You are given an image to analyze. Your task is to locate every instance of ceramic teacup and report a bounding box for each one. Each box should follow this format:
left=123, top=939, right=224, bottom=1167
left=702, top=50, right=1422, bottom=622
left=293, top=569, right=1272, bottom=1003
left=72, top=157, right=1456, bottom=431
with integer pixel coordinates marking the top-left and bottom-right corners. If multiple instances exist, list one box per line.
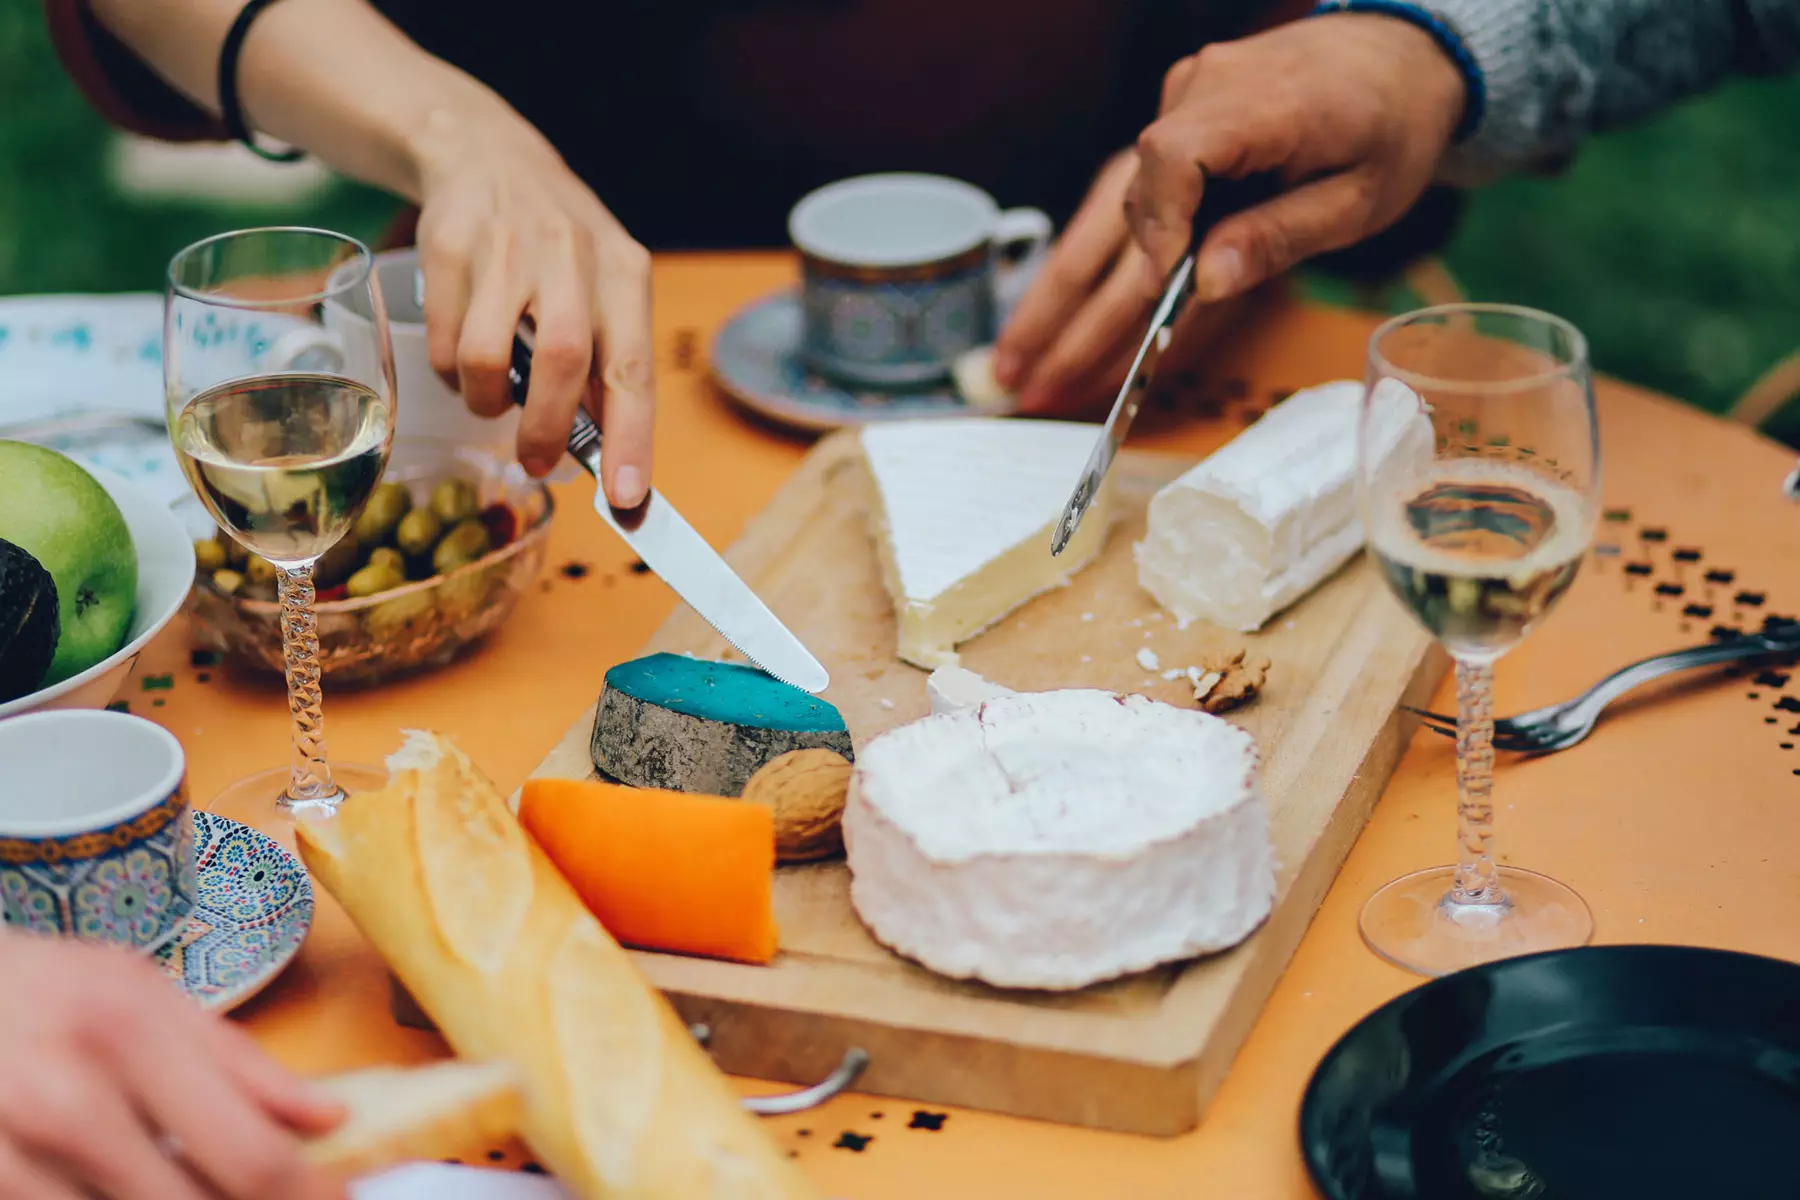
left=265, top=247, right=524, bottom=462
left=788, top=173, right=1052, bottom=387
left=0, top=710, right=196, bottom=953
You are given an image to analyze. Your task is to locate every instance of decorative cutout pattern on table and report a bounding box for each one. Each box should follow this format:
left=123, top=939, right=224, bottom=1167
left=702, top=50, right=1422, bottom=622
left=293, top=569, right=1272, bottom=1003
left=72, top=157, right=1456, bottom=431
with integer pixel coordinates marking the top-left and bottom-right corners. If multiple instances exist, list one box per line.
left=1590, top=507, right=1800, bottom=766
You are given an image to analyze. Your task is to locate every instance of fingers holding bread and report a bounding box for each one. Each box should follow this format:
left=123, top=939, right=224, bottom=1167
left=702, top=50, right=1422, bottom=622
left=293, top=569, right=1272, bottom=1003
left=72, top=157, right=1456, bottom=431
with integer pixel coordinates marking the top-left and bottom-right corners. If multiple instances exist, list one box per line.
left=304, top=1060, right=523, bottom=1179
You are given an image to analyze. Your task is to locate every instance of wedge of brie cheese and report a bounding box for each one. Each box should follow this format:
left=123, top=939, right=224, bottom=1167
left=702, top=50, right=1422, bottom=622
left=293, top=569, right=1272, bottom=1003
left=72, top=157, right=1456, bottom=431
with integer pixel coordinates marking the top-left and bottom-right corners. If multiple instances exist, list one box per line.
left=861, top=419, right=1114, bottom=669
left=924, top=666, right=1016, bottom=715
left=843, top=689, right=1275, bottom=990
left=1134, top=379, right=1431, bottom=631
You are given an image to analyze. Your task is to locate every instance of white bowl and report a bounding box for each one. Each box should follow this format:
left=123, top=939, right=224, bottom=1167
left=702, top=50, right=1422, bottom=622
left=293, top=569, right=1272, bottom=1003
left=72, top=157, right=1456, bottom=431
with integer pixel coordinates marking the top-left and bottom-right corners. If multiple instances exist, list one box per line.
left=0, top=465, right=196, bottom=719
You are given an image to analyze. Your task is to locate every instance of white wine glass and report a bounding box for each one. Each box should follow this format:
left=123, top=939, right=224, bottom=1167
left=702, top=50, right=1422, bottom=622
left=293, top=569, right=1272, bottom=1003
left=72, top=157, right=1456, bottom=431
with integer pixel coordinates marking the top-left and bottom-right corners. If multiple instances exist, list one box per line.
left=1357, top=303, right=1599, bottom=977
left=165, top=227, right=396, bottom=828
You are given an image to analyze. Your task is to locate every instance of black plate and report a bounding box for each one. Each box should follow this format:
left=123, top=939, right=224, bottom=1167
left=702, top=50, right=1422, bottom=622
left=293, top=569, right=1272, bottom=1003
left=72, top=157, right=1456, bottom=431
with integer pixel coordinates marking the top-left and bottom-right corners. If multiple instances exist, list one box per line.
left=1300, top=945, right=1800, bottom=1200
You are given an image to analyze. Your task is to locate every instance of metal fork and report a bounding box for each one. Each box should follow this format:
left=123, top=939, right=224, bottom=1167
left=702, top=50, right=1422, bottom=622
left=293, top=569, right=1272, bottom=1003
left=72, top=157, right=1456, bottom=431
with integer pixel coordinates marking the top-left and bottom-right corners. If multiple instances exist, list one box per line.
left=1408, top=624, right=1800, bottom=754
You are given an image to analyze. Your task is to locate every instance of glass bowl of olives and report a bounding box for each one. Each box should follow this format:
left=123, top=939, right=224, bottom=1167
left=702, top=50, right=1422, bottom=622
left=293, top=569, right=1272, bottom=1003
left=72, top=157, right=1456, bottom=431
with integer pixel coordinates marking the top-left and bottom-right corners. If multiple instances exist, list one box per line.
left=183, top=437, right=554, bottom=685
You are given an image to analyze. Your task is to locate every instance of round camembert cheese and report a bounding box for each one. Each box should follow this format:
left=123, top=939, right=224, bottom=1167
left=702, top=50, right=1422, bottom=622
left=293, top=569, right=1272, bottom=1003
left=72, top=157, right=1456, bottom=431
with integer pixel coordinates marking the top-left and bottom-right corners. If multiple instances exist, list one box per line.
left=843, top=689, right=1276, bottom=990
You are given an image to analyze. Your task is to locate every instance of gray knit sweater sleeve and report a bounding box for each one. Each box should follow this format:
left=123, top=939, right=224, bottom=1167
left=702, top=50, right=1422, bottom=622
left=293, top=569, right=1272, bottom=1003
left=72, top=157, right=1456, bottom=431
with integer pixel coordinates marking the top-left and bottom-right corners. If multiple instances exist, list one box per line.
left=1423, top=0, right=1800, bottom=183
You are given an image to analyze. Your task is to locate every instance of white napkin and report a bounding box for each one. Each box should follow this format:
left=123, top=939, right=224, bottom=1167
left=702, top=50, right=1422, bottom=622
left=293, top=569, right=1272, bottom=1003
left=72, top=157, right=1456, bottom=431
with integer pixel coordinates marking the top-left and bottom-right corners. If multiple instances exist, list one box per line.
left=348, top=1162, right=848, bottom=1199
left=0, top=292, right=182, bottom=503
left=351, top=1164, right=569, bottom=1200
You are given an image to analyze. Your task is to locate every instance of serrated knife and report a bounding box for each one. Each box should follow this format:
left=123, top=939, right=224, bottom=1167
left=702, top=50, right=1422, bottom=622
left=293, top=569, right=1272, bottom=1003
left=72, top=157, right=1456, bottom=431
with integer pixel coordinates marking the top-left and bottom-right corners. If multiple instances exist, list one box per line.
left=1050, top=172, right=1279, bottom=556
left=504, top=323, right=830, bottom=695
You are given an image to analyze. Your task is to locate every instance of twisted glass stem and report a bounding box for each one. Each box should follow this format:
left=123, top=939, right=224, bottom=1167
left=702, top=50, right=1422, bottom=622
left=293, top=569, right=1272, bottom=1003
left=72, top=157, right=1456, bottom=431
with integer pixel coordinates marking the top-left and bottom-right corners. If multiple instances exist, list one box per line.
left=1451, top=657, right=1502, bottom=904
left=277, top=564, right=340, bottom=812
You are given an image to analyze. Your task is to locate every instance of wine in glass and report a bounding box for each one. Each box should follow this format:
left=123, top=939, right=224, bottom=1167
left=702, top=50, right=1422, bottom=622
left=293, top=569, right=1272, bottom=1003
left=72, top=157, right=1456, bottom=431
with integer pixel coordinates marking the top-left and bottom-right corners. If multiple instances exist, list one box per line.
left=165, top=227, right=397, bottom=828
left=1357, top=303, right=1599, bottom=977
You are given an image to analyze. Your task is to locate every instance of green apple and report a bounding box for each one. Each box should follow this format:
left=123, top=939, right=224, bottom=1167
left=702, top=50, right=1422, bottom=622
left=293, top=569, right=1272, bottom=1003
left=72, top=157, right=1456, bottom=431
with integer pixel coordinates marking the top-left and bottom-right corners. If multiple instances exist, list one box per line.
left=0, top=441, right=137, bottom=684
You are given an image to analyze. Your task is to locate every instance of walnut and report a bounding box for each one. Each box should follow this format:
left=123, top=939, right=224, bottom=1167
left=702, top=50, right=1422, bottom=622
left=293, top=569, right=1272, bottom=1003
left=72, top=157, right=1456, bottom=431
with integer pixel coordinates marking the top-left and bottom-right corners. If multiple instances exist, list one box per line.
left=1186, top=648, right=1269, bottom=714
left=741, top=748, right=851, bottom=863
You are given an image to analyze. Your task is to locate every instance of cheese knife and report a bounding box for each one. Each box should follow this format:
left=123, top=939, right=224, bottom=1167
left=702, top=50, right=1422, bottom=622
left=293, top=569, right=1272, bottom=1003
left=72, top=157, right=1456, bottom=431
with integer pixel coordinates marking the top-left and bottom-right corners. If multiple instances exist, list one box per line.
left=1050, top=172, right=1280, bottom=556
left=415, top=269, right=828, bottom=692
left=501, top=326, right=830, bottom=694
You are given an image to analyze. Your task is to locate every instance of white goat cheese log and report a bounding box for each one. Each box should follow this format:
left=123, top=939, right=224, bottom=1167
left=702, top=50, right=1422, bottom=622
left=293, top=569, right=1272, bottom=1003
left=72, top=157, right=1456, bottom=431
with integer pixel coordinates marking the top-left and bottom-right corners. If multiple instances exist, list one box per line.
left=1134, top=379, right=1432, bottom=631
left=843, top=689, right=1275, bottom=990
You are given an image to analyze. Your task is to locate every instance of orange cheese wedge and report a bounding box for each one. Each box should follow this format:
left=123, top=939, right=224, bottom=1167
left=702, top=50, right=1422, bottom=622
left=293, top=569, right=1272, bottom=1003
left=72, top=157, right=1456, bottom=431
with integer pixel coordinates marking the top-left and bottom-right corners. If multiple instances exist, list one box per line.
left=518, top=778, right=778, bottom=965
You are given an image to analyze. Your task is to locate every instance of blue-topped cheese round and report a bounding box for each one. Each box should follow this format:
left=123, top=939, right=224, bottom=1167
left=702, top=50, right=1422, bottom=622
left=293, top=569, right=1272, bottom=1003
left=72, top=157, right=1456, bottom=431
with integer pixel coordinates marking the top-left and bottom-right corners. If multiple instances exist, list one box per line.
left=590, top=653, right=852, bottom=795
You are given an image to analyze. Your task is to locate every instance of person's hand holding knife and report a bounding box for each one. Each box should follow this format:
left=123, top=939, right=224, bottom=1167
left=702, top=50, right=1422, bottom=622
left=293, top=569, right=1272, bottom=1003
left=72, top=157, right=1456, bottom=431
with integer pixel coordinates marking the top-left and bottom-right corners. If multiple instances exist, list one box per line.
left=995, top=8, right=1471, bottom=415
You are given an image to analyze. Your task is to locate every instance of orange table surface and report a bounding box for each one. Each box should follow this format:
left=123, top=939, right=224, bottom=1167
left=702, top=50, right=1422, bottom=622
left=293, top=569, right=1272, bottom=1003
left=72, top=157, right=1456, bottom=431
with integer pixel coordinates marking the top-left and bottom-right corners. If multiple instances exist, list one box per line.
left=125, top=253, right=1800, bottom=1198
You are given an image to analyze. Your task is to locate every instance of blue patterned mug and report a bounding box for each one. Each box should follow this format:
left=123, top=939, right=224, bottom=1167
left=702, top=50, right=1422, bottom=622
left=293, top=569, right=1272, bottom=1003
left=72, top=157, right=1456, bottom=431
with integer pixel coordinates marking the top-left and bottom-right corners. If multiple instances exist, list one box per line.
left=0, top=710, right=195, bottom=953
left=789, top=173, right=1052, bottom=388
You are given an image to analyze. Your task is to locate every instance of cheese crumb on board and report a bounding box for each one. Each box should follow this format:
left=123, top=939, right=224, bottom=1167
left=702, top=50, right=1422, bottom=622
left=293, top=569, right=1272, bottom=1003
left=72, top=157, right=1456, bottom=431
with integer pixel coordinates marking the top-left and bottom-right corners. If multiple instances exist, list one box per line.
left=1136, top=647, right=1161, bottom=672
left=862, top=419, right=1116, bottom=668
left=878, top=698, right=896, bottom=711
left=926, top=666, right=1017, bottom=716
left=843, top=690, right=1276, bottom=990
left=1135, top=379, right=1432, bottom=631
left=949, top=345, right=1017, bottom=413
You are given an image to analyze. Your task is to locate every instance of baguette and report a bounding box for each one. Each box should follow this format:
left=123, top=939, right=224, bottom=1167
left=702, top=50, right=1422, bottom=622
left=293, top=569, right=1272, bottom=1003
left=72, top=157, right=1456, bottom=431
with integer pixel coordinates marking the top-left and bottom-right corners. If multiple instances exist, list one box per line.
left=305, top=1060, right=522, bottom=1177
left=295, top=731, right=819, bottom=1199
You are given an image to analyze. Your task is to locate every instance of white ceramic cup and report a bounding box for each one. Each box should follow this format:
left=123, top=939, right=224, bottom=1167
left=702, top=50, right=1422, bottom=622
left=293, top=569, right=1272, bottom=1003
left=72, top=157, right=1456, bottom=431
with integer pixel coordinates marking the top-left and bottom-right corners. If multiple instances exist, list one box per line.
left=788, top=173, right=1052, bottom=387
left=265, top=248, right=522, bottom=461
left=0, top=710, right=196, bottom=954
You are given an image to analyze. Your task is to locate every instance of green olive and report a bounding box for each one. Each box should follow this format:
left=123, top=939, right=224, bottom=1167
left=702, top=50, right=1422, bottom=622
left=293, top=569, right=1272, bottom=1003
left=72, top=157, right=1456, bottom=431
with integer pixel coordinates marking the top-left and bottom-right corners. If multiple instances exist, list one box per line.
left=394, top=508, right=443, bottom=557
left=431, top=520, right=492, bottom=576
left=217, top=532, right=248, bottom=568
left=432, top=542, right=475, bottom=576
left=345, top=562, right=407, bottom=599
left=193, top=539, right=226, bottom=573
left=429, top=478, right=479, bottom=525
left=313, top=535, right=363, bottom=590
left=366, top=546, right=405, bottom=575
left=435, top=568, right=490, bottom=620
left=353, top=480, right=413, bottom=546
left=211, top=568, right=244, bottom=596
left=244, top=555, right=279, bottom=587
left=362, top=589, right=435, bottom=640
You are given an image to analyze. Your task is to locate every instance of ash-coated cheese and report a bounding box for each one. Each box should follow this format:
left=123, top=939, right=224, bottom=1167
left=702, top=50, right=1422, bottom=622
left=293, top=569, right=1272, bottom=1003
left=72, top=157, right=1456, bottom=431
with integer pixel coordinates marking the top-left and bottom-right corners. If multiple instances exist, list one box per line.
left=861, top=419, right=1115, bottom=669
left=843, top=689, right=1275, bottom=990
left=590, top=653, right=852, bottom=796
left=1134, top=379, right=1432, bottom=631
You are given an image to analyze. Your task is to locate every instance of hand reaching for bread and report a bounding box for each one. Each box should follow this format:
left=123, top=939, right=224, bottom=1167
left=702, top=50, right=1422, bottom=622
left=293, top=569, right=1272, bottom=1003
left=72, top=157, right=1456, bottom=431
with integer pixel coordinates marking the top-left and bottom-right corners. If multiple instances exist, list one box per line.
left=0, top=931, right=347, bottom=1200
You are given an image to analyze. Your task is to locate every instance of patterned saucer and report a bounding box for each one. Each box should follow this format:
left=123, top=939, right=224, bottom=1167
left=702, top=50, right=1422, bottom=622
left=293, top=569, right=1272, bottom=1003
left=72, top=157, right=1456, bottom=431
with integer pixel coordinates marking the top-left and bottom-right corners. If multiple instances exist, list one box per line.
left=710, top=290, right=983, bottom=431
left=154, top=813, right=313, bottom=1012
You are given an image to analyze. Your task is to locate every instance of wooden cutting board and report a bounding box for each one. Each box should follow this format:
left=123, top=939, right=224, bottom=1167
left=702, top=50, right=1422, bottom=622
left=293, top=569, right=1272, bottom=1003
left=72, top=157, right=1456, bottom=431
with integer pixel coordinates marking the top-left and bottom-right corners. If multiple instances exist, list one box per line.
left=529, top=429, right=1445, bottom=1135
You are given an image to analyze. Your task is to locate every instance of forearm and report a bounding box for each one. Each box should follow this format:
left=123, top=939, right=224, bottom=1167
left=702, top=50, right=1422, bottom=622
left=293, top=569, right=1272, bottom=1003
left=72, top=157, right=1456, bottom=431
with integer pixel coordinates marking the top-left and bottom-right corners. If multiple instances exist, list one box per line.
left=1425, top=0, right=1800, bottom=182
left=85, top=0, right=553, bottom=202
